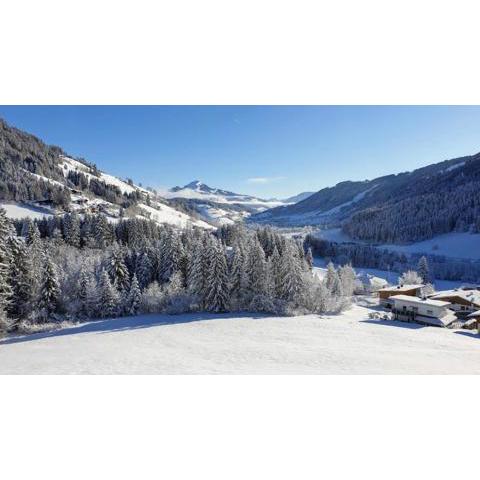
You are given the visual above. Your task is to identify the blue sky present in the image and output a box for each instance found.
[1,106,480,198]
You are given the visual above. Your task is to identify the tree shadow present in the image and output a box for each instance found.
[0,311,268,346]
[361,319,425,330]
[454,330,480,339]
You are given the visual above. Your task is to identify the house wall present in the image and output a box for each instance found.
[392,299,446,319]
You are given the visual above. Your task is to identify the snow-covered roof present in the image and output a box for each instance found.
[468,310,480,318]
[430,289,480,307]
[388,294,451,308]
[379,284,424,292]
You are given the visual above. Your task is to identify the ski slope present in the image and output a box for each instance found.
[1,305,479,374]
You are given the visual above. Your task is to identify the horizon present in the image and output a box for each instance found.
[1,105,480,198]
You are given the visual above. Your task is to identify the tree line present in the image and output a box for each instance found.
[0,210,355,336]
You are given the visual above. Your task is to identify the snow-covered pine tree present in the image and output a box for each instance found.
[279,243,304,303]
[228,244,245,296]
[270,246,283,297]
[0,304,9,337]
[6,236,33,317]
[325,262,337,292]
[63,212,81,247]
[93,214,113,249]
[159,230,184,282]
[315,281,331,313]
[187,236,213,303]
[135,251,153,289]
[39,251,60,315]
[25,220,41,247]
[246,238,269,296]
[338,264,356,297]
[97,269,120,318]
[417,256,431,284]
[305,247,314,270]
[0,208,14,315]
[204,240,229,312]
[77,264,97,317]
[106,248,130,292]
[126,273,142,315]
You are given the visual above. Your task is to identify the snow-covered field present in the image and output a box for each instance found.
[1,305,479,374]
[315,228,480,261]
[0,202,53,220]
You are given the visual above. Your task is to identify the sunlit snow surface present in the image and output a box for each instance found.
[0,202,53,220]
[1,305,479,374]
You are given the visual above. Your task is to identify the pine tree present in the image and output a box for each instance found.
[417,256,431,284]
[159,230,184,282]
[229,245,243,292]
[126,274,142,315]
[305,247,314,270]
[0,208,14,314]
[279,244,304,302]
[7,236,33,317]
[25,220,41,247]
[39,251,60,315]
[188,237,212,302]
[63,213,81,247]
[270,246,283,297]
[135,251,153,289]
[97,269,120,318]
[77,265,97,317]
[325,262,337,292]
[246,238,268,296]
[106,248,130,292]
[338,264,356,297]
[204,241,229,312]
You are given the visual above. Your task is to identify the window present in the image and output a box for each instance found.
[427,310,433,315]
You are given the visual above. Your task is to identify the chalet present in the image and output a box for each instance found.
[463,310,480,332]
[429,288,480,318]
[389,295,457,327]
[378,284,424,308]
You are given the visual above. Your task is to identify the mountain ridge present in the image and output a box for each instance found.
[251,152,480,243]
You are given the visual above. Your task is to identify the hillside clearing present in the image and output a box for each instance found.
[1,305,479,374]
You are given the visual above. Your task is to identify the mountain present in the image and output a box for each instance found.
[0,118,213,229]
[166,180,286,225]
[282,191,315,204]
[251,152,480,244]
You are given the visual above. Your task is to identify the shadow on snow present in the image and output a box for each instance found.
[360,319,425,330]
[0,311,268,346]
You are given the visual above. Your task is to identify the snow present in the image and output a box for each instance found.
[138,203,214,230]
[378,232,480,261]
[0,202,53,220]
[444,161,465,173]
[314,184,378,218]
[430,288,480,307]
[166,185,285,210]
[1,304,480,373]
[22,169,65,188]
[315,229,480,261]
[60,156,150,196]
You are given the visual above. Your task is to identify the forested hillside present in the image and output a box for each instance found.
[0,118,213,229]
[253,152,480,244]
